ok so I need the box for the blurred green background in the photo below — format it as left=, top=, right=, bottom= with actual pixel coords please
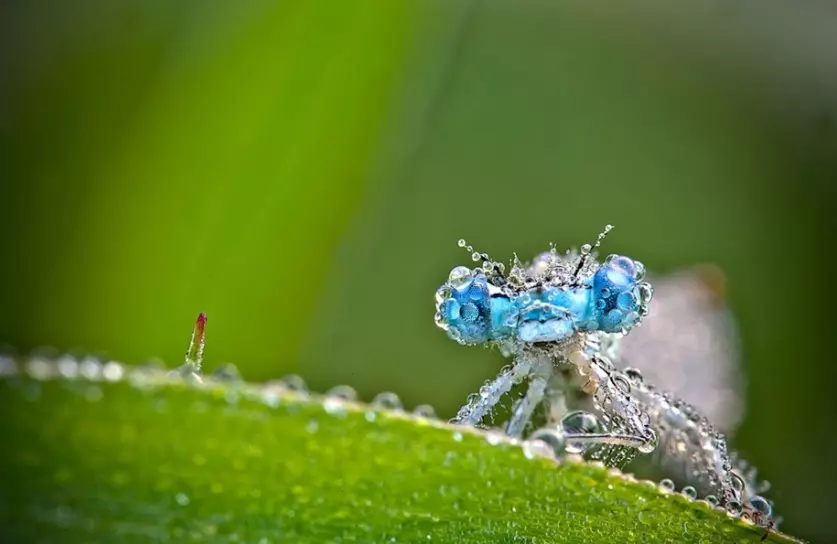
left=2, top=0, right=836, bottom=541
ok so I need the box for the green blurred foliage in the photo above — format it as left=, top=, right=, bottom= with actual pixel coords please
left=1, top=0, right=836, bottom=540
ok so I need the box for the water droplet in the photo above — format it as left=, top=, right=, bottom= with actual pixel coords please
left=26, top=357, right=55, bottom=380
left=733, top=472, right=748, bottom=492
left=705, top=495, right=719, bottom=506
left=412, top=404, right=437, bottom=419
left=624, top=367, right=643, bottom=384
left=612, top=375, right=631, bottom=394
left=521, top=438, right=554, bottom=460
left=452, top=431, right=463, bottom=442
left=471, top=252, right=481, bottom=262
left=638, top=510, right=659, bottom=525
left=0, top=356, right=17, bottom=377
left=278, top=374, right=308, bottom=392
left=581, top=244, right=592, bottom=254
left=365, top=410, right=377, bottom=422
left=102, top=361, right=124, bottom=382
left=371, top=392, right=403, bottom=411
left=326, top=385, right=357, bottom=401
left=638, top=429, right=657, bottom=454
left=448, top=266, right=473, bottom=289
left=79, top=357, right=102, bottom=380
left=560, top=411, right=600, bottom=454
left=748, top=495, right=772, bottom=517
left=484, top=430, right=504, bottom=446
left=323, top=397, right=347, bottom=418
left=726, top=500, right=743, bottom=517
left=530, top=428, right=566, bottom=457
left=659, top=479, right=675, bottom=492
left=175, top=493, right=190, bottom=506
left=457, top=239, right=467, bottom=247
left=56, top=355, right=79, bottom=379
left=638, top=283, right=653, bottom=305
left=633, top=261, right=646, bottom=281
left=681, top=486, right=697, bottom=500
left=305, top=420, right=319, bottom=434
left=211, top=363, right=241, bottom=382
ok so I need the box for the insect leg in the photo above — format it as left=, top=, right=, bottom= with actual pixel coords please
left=506, top=357, right=552, bottom=437
left=450, top=352, right=535, bottom=426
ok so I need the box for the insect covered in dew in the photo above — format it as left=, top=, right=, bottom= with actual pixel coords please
left=434, top=226, right=779, bottom=530
left=434, top=226, right=658, bottom=465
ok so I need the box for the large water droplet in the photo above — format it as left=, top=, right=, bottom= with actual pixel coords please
left=748, top=495, right=772, bottom=517
left=726, top=500, right=743, bottom=517
left=371, top=392, right=403, bottom=411
left=681, top=486, right=697, bottom=500
left=560, top=411, right=600, bottom=454
left=326, top=385, right=357, bottom=401
left=705, top=495, right=719, bottom=506
left=79, top=357, right=103, bottom=380
left=448, top=266, right=473, bottom=289
left=659, top=478, right=675, bottom=492
left=633, top=261, right=646, bottom=281
left=211, top=363, right=242, bottom=382
left=102, top=361, right=124, bottom=382
left=278, top=374, right=308, bottom=392
left=638, top=429, right=657, bottom=454
left=624, top=367, right=643, bottom=384
left=530, top=428, right=566, bottom=457
left=412, top=404, right=437, bottom=419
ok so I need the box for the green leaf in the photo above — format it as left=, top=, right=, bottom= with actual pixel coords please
left=0, top=367, right=800, bottom=544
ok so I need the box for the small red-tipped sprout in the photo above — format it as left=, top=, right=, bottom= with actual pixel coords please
left=185, top=312, right=207, bottom=371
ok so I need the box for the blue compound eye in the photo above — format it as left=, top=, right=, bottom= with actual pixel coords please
left=435, top=267, right=516, bottom=345
left=592, top=255, right=652, bottom=333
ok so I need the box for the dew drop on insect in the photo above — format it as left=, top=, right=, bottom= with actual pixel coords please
left=633, top=261, right=646, bottom=281
left=560, top=411, right=600, bottom=454
left=448, top=266, right=473, bottom=289
left=326, top=385, right=357, bottom=401
left=638, top=430, right=657, bottom=454
left=530, top=428, right=566, bottom=457
left=681, top=486, right=697, bottom=500
left=705, top=495, right=719, bottom=506
left=638, top=283, right=653, bottom=305
left=659, top=478, right=675, bottom=492
left=612, top=374, right=631, bottom=394
left=412, top=404, right=437, bottom=419
left=748, top=495, right=772, bottom=517
left=730, top=472, right=745, bottom=493
left=471, top=252, right=481, bottom=262
left=624, top=367, right=643, bottom=384
left=371, top=391, right=403, bottom=411
left=580, top=244, right=592, bottom=255
left=458, top=239, right=467, bottom=248
left=726, top=500, right=743, bottom=517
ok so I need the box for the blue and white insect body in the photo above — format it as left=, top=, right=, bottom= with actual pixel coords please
left=436, top=236, right=652, bottom=347
left=434, top=226, right=659, bottom=468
